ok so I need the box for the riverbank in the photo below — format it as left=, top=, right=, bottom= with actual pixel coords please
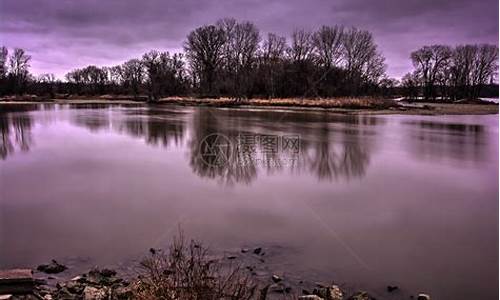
left=1, top=244, right=431, bottom=300
left=0, top=96, right=497, bottom=115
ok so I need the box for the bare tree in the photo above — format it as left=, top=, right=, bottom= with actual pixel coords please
left=260, top=33, right=287, bottom=98
left=9, top=48, right=31, bottom=94
left=121, top=59, right=144, bottom=97
left=0, top=46, right=8, bottom=79
left=410, top=45, right=452, bottom=100
left=218, top=19, right=260, bottom=98
left=288, top=29, right=314, bottom=62
left=401, top=72, right=420, bottom=99
left=184, top=25, right=226, bottom=95
left=450, top=45, right=477, bottom=99
left=471, top=44, right=498, bottom=98
left=342, top=27, right=385, bottom=94
left=313, top=25, right=344, bottom=68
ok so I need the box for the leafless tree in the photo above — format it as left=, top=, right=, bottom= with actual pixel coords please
left=9, top=48, right=31, bottom=94
left=0, top=46, right=8, bottom=79
left=470, top=44, right=498, bottom=98
left=219, top=19, right=260, bottom=98
left=410, top=45, right=452, bottom=100
left=184, top=25, right=226, bottom=95
left=342, top=27, right=386, bottom=94
left=288, top=29, right=315, bottom=63
left=121, top=59, right=144, bottom=97
left=259, top=33, right=287, bottom=98
left=401, top=72, right=420, bottom=99
left=313, top=25, right=344, bottom=68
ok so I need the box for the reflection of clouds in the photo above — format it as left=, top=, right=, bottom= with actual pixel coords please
left=403, top=120, right=486, bottom=162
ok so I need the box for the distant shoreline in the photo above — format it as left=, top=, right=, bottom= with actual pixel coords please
left=0, top=97, right=498, bottom=115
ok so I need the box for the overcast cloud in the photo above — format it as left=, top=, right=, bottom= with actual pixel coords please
left=1, top=0, right=497, bottom=79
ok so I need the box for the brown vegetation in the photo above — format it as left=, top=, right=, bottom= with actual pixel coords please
left=132, top=233, right=257, bottom=300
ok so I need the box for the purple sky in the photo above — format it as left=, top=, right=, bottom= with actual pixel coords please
left=1, top=0, right=498, bottom=79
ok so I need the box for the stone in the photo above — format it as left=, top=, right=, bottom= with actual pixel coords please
left=299, top=296, right=324, bottom=300
left=348, top=291, right=372, bottom=300
left=113, top=286, right=132, bottom=299
left=417, top=294, right=431, bottom=300
left=83, top=286, right=106, bottom=300
left=0, top=269, right=34, bottom=294
left=37, top=260, right=67, bottom=274
left=0, top=295, right=13, bottom=300
left=387, top=285, right=398, bottom=292
left=241, top=248, right=249, bottom=253
left=65, top=280, right=84, bottom=294
left=313, top=285, right=343, bottom=300
left=227, top=255, right=237, bottom=260
left=253, top=247, right=262, bottom=255
left=271, top=275, right=281, bottom=283
left=87, top=268, right=117, bottom=285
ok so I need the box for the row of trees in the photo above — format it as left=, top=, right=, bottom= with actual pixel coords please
left=402, top=44, right=498, bottom=100
left=185, top=19, right=386, bottom=98
left=0, top=19, right=497, bottom=101
left=0, top=18, right=389, bottom=100
left=64, top=51, right=189, bottom=99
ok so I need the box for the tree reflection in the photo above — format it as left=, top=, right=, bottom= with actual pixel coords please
left=187, top=108, right=374, bottom=185
left=0, top=113, right=34, bottom=160
left=403, top=120, right=486, bottom=162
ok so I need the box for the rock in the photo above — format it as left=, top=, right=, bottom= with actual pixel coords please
left=0, top=295, right=13, bottom=300
left=112, top=286, right=132, bottom=299
left=241, top=248, right=249, bottom=253
left=83, top=286, right=107, bottom=300
left=271, top=275, right=281, bottom=283
left=37, top=260, right=67, bottom=274
left=348, top=291, right=373, bottom=300
left=227, top=255, right=237, bottom=260
left=0, top=269, right=34, bottom=294
left=42, top=295, right=53, bottom=300
left=387, top=285, right=398, bottom=292
left=65, top=280, right=84, bottom=294
left=99, top=269, right=117, bottom=277
left=269, top=283, right=290, bottom=294
left=87, top=268, right=117, bottom=285
left=314, top=284, right=343, bottom=300
left=299, top=296, right=324, bottom=300
left=253, top=247, right=262, bottom=255
left=417, top=294, right=431, bottom=300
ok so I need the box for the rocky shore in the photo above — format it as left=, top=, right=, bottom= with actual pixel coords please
left=1, top=246, right=432, bottom=300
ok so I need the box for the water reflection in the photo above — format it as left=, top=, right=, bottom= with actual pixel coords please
left=403, top=119, right=487, bottom=162
left=0, top=113, right=34, bottom=159
left=0, top=104, right=493, bottom=184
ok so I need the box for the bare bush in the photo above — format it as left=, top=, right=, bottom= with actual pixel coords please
left=132, top=233, right=257, bottom=300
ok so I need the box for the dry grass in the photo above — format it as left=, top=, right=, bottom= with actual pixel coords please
left=156, top=96, right=398, bottom=110
left=132, top=233, right=257, bottom=300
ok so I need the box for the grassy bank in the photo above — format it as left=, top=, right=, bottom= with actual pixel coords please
left=0, top=95, right=498, bottom=115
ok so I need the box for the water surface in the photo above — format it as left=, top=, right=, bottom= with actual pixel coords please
left=0, top=104, right=497, bottom=299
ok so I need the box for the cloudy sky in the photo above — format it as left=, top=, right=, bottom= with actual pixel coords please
left=1, top=0, right=498, bottom=79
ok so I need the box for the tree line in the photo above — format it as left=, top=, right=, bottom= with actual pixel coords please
left=402, top=44, right=498, bottom=100
left=0, top=18, right=497, bottom=101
